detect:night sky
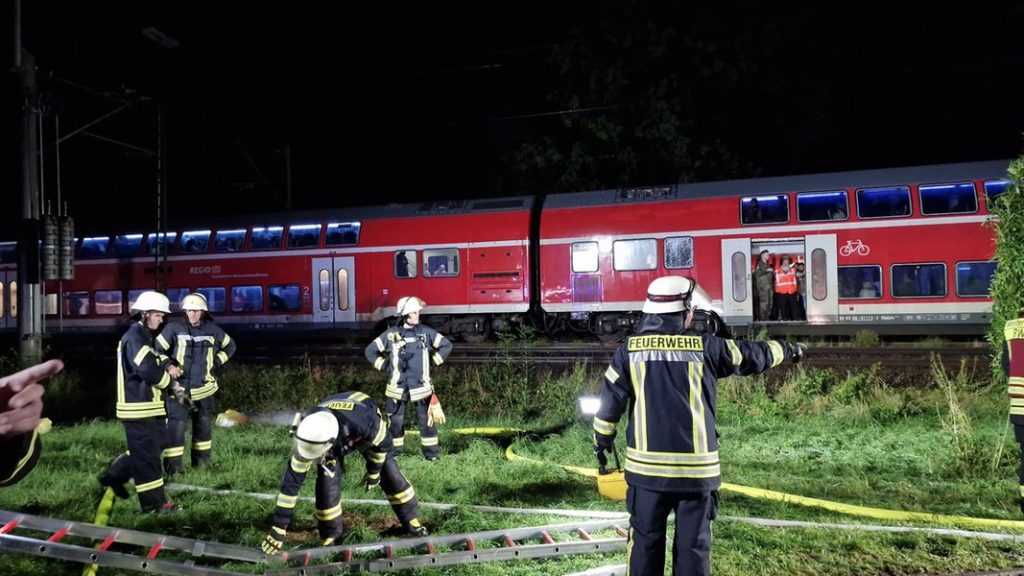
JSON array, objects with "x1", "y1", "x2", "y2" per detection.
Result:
[{"x1": 4, "y1": 2, "x2": 1024, "y2": 234}]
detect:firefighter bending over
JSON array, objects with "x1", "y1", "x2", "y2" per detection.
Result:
[
  {"x1": 261, "y1": 391, "x2": 429, "y2": 555},
  {"x1": 592, "y1": 276, "x2": 805, "y2": 576},
  {"x1": 156, "y1": 292, "x2": 236, "y2": 475},
  {"x1": 365, "y1": 296, "x2": 452, "y2": 460}
]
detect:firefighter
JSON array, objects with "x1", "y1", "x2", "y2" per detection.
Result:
[
  {"x1": 365, "y1": 296, "x2": 452, "y2": 460},
  {"x1": 98, "y1": 291, "x2": 189, "y2": 513},
  {"x1": 0, "y1": 360, "x2": 64, "y2": 487},
  {"x1": 156, "y1": 293, "x2": 236, "y2": 475},
  {"x1": 592, "y1": 276, "x2": 805, "y2": 576},
  {"x1": 261, "y1": 391, "x2": 428, "y2": 555},
  {"x1": 1003, "y1": 309, "x2": 1024, "y2": 516}
]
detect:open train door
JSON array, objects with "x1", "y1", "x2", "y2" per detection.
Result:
[
  {"x1": 0, "y1": 270, "x2": 15, "y2": 330},
  {"x1": 720, "y1": 238, "x2": 754, "y2": 325},
  {"x1": 311, "y1": 257, "x2": 355, "y2": 327},
  {"x1": 803, "y1": 234, "x2": 838, "y2": 323}
]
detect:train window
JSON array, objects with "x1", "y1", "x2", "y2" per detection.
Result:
[
  {"x1": 571, "y1": 242, "x2": 599, "y2": 273},
  {"x1": 423, "y1": 248, "x2": 459, "y2": 277},
  {"x1": 213, "y1": 229, "x2": 246, "y2": 253},
  {"x1": 956, "y1": 261, "x2": 996, "y2": 297},
  {"x1": 985, "y1": 179, "x2": 1011, "y2": 206},
  {"x1": 166, "y1": 288, "x2": 190, "y2": 312},
  {"x1": 325, "y1": 222, "x2": 361, "y2": 247},
  {"x1": 838, "y1": 265, "x2": 881, "y2": 299},
  {"x1": 195, "y1": 287, "x2": 227, "y2": 313},
  {"x1": 730, "y1": 252, "x2": 747, "y2": 301},
  {"x1": 856, "y1": 186, "x2": 911, "y2": 219},
  {"x1": 231, "y1": 286, "x2": 264, "y2": 312},
  {"x1": 919, "y1": 182, "x2": 977, "y2": 215},
  {"x1": 112, "y1": 234, "x2": 144, "y2": 258},
  {"x1": 250, "y1": 227, "x2": 284, "y2": 251},
  {"x1": 613, "y1": 239, "x2": 657, "y2": 271},
  {"x1": 664, "y1": 237, "x2": 694, "y2": 269},
  {"x1": 64, "y1": 291, "x2": 90, "y2": 316},
  {"x1": 337, "y1": 269, "x2": 349, "y2": 311},
  {"x1": 797, "y1": 190, "x2": 848, "y2": 222},
  {"x1": 179, "y1": 230, "x2": 211, "y2": 254},
  {"x1": 0, "y1": 242, "x2": 15, "y2": 264},
  {"x1": 269, "y1": 284, "x2": 301, "y2": 311},
  {"x1": 287, "y1": 224, "x2": 321, "y2": 249},
  {"x1": 44, "y1": 292, "x2": 57, "y2": 316},
  {"x1": 318, "y1": 270, "x2": 330, "y2": 311},
  {"x1": 395, "y1": 251, "x2": 417, "y2": 278},
  {"x1": 891, "y1": 263, "x2": 946, "y2": 298},
  {"x1": 810, "y1": 249, "x2": 828, "y2": 301},
  {"x1": 95, "y1": 290, "x2": 123, "y2": 315},
  {"x1": 9, "y1": 281, "x2": 15, "y2": 318},
  {"x1": 740, "y1": 195, "x2": 789, "y2": 225},
  {"x1": 145, "y1": 232, "x2": 178, "y2": 256},
  {"x1": 79, "y1": 237, "x2": 110, "y2": 259}
]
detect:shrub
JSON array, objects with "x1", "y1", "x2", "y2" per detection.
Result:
[{"x1": 851, "y1": 329, "x2": 881, "y2": 347}]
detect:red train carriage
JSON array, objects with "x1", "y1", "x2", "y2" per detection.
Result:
[
  {"x1": 538, "y1": 160, "x2": 1010, "y2": 339},
  {"x1": 1, "y1": 196, "x2": 533, "y2": 341}
]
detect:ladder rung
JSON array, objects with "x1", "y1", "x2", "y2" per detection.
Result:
[
  {"x1": 146, "y1": 537, "x2": 165, "y2": 559},
  {"x1": 98, "y1": 534, "x2": 117, "y2": 551},
  {"x1": 47, "y1": 525, "x2": 70, "y2": 542},
  {"x1": 426, "y1": 542, "x2": 436, "y2": 555},
  {"x1": 503, "y1": 534, "x2": 515, "y2": 547},
  {"x1": 614, "y1": 525, "x2": 627, "y2": 538},
  {"x1": 0, "y1": 520, "x2": 20, "y2": 534},
  {"x1": 465, "y1": 537, "x2": 476, "y2": 551},
  {"x1": 540, "y1": 531, "x2": 553, "y2": 544},
  {"x1": 385, "y1": 544, "x2": 394, "y2": 558},
  {"x1": 344, "y1": 548, "x2": 352, "y2": 562},
  {"x1": 577, "y1": 528, "x2": 592, "y2": 541}
]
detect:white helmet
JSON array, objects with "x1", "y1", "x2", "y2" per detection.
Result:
[
  {"x1": 642, "y1": 276, "x2": 695, "y2": 314},
  {"x1": 130, "y1": 291, "x2": 171, "y2": 314},
  {"x1": 396, "y1": 296, "x2": 426, "y2": 317},
  {"x1": 294, "y1": 411, "x2": 339, "y2": 460},
  {"x1": 181, "y1": 293, "x2": 208, "y2": 312}
]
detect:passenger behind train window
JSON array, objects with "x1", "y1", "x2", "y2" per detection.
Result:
[
  {"x1": 179, "y1": 230, "x2": 211, "y2": 254},
  {"x1": 214, "y1": 230, "x2": 246, "y2": 253},
  {"x1": 919, "y1": 182, "x2": 978, "y2": 216},
  {"x1": 286, "y1": 224, "x2": 321, "y2": 249},
  {"x1": 741, "y1": 195, "x2": 789, "y2": 225},
  {"x1": 395, "y1": 251, "x2": 418, "y2": 278},
  {"x1": 797, "y1": 190, "x2": 848, "y2": 222},
  {"x1": 268, "y1": 284, "x2": 301, "y2": 311},
  {"x1": 423, "y1": 248, "x2": 459, "y2": 277},
  {"x1": 838, "y1": 265, "x2": 882, "y2": 299},
  {"x1": 232, "y1": 286, "x2": 264, "y2": 313},
  {"x1": 196, "y1": 287, "x2": 227, "y2": 313},
  {"x1": 324, "y1": 222, "x2": 361, "y2": 247},
  {"x1": 250, "y1": 227, "x2": 284, "y2": 251},
  {"x1": 857, "y1": 186, "x2": 912, "y2": 219},
  {"x1": 79, "y1": 237, "x2": 110, "y2": 259},
  {"x1": 145, "y1": 232, "x2": 177, "y2": 256}
]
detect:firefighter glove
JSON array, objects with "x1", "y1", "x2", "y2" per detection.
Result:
[
  {"x1": 170, "y1": 381, "x2": 195, "y2": 411},
  {"x1": 791, "y1": 342, "x2": 808, "y2": 364},
  {"x1": 593, "y1": 431, "x2": 616, "y2": 453},
  {"x1": 363, "y1": 473, "x2": 380, "y2": 492},
  {"x1": 261, "y1": 526, "x2": 286, "y2": 555},
  {"x1": 427, "y1": 394, "x2": 446, "y2": 427}
]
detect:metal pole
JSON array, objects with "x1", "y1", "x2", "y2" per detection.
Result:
[
  {"x1": 285, "y1": 145, "x2": 292, "y2": 211},
  {"x1": 56, "y1": 114, "x2": 63, "y2": 330},
  {"x1": 155, "y1": 102, "x2": 163, "y2": 289}
]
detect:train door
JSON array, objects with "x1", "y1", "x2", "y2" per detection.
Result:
[
  {"x1": 0, "y1": 270, "x2": 14, "y2": 330},
  {"x1": 720, "y1": 238, "x2": 754, "y2": 324},
  {"x1": 311, "y1": 257, "x2": 355, "y2": 326},
  {"x1": 803, "y1": 234, "x2": 839, "y2": 323}
]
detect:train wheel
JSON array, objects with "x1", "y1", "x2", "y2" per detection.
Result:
[
  {"x1": 458, "y1": 315, "x2": 491, "y2": 343},
  {"x1": 595, "y1": 313, "x2": 629, "y2": 343}
]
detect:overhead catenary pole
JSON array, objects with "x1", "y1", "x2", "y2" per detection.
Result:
[{"x1": 14, "y1": 0, "x2": 44, "y2": 362}]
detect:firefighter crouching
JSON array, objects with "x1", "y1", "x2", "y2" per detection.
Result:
[
  {"x1": 156, "y1": 293, "x2": 236, "y2": 475},
  {"x1": 1003, "y1": 309, "x2": 1024, "y2": 516},
  {"x1": 99, "y1": 291, "x2": 190, "y2": 514},
  {"x1": 261, "y1": 391, "x2": 428, "y2": 555},
  {"x1": 365, "y1": 296, "x2": 452, "y2": 460},
  {"x1": 592, "y1": 276, "x2": 805, "y2": 576}
]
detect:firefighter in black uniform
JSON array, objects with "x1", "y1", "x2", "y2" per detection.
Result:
[
  {"x1": 261, "y1": 391, "x2": 428, "y2": 555},
  {"x1": 0, "y1": 360, "x2": 64, "y2": 487},
  {"x1": 156, "y1": 293, "x2": 236, "y2": 475},
  {"x1": 1003, "y1": 310, "x2": 1024, "y2": 515},
  {"x1": 99, "y1": 291, "x2": 189, "y2": 513},
  {"x1": 365, "y1": 296, "x2": 452, "y2": 460},
  {"x1": 592, "y1": 276, "x2": 805, "y2": 576}
]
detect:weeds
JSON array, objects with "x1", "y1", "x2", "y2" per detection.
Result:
[{"x1": 851, "y1": 329, "x2": 881, "y2": 347}]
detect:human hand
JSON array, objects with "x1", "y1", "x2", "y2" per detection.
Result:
[
  {"x1": 166, "y1": 365, "x2": 183, "y2": 379},
  {"x1": 791, "y1": 342, "x2": 808, "y2": 364},
  {"x1": 0, "y1": 359, "x2": 63, "y2": 438}
]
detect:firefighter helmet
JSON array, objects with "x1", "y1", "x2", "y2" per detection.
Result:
[
  {"x1": 396, "y1": 296, "x2": 426, "y2": 317},
  {"x1": 294, "y1": 411, "x2": 339, "y2": 460},
  {"x1": 642, "y1": 276, "x2": 695, "y2": 314},
  {"x1": 181, "y1": 293, "x2": 208, "y2": 312},
  {"x1": 130, "y1": 291, "x2": 171, "y2": 314}
]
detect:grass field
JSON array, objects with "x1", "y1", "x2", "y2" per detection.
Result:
[{"x1": 1, "y1": 357, "x2": 1023, "y2": 575}]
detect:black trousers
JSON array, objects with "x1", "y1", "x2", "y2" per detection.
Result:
[
  {"x1": 774, "y1": 292, "x2": 800, "y2": 320},
  {"x1": 626, "y1": 485, "x2": 718, "y2": 576},
  {"x1": 314, "y1": 455, "x2": 422, "y2": 540},
  {"x1": 163, "y1": 395, "x2": 214, "y2": 474},
  {"x1": 1015, "y1": 424, "x2": 1024, "y2": 498},
  {"x1": 386, "y1": 393, "x2": 439, "y2": 459},
  {"x1": 105, "y1": 418, "x2": 168, "y2": 512}
]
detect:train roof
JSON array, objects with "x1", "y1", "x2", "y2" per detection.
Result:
[{"x1": 543, "y1": 159, "x2": 1012, "y2": 209}]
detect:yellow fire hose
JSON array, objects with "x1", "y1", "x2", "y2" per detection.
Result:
[
  {"x1": 505, "y1": 444, "x2": 1024, "y2": 531},
  {"x1": 82, "y1": 487, "x2": 117, "y2": 576}
]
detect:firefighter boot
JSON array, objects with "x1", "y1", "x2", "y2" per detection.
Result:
[{"x1": 97, "y1": 471, "x2": 130, "y2": 500}]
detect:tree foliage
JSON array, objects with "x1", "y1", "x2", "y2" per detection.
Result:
[
  {"x1": 509, "y1": 1, "x2": 765, "y2": 193},
  {"x1": 987, "y1": 154, "x2": 1024, "y2": 379}
]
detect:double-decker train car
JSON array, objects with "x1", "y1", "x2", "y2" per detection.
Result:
[
  {"x1": 538, "y1": 159, "x2": 1010, "y2": 338},
  {"x1": 0, "y1": 160, "x2": 1011, "y2": 341}
]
